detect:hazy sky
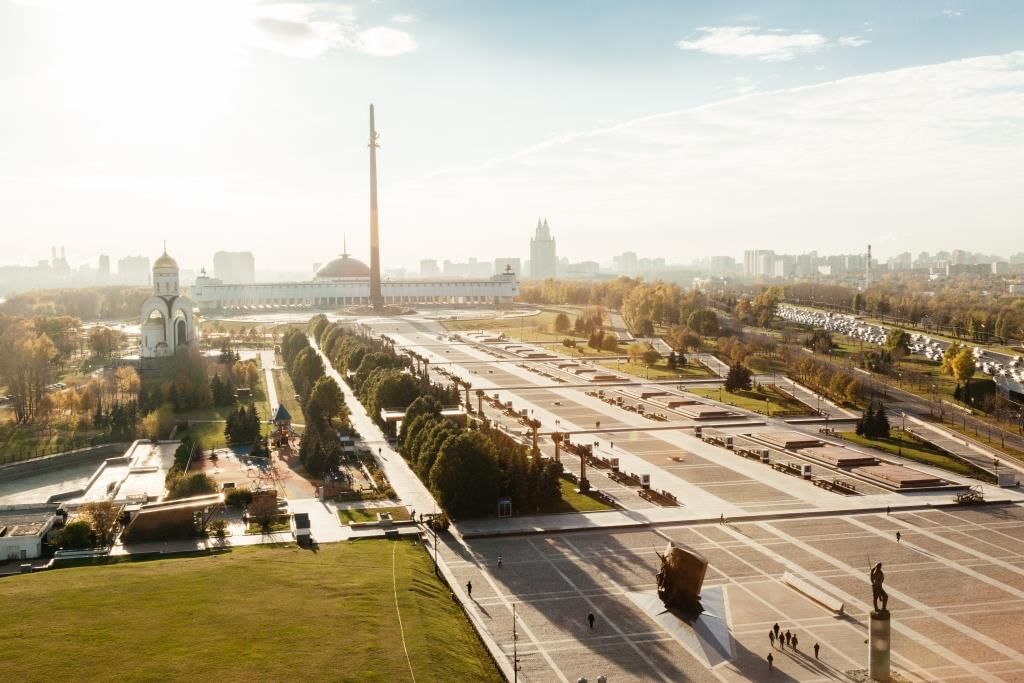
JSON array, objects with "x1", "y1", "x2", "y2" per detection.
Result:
[{"x1": 1, "y1": 0, "x2": 1023, "y2": 274}]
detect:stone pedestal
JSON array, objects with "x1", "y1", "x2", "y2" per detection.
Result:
[{"x1": 869, "y1": 610, "x2": 891, "y2": 682}]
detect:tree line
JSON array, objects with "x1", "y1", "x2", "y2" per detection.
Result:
[{"x1": 309, "y1": 315, "x2": 562, "y2": 519}]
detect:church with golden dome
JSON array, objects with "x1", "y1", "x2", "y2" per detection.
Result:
[{"x1": 140, "y1": 244, "x2": 196, "y2": 358}]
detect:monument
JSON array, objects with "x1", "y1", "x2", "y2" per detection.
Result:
[
  {"x1": 140, "y1": 244, "x2": 196, "y2": 362},
  {"x1": 655, "y1": 541, "x2": 709, "y2": 619},
  {"x1": 368, "y1": 103, "x2": 383, "y2": 312},
  {"x1": 869, "y1": 562, "x2": 891, "y2": 682}
]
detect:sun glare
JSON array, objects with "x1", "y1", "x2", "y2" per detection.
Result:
[{"x1": 46, "y1": 1, "x2": 253, "y2": 134}]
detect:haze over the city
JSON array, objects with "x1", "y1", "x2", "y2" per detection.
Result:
[{"x1": 2, "y1": 0, "x2": 1023, "y2": 271}]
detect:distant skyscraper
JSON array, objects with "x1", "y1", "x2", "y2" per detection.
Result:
[
  {"x1": 614, "y1": 251, "x2": 638, "y2": 274},
  {"x1": 743, "y1": 249, "x2": 775, "y2": 277},
  {"x1": 419, "y1": 259, "x2": 440, "y2": 277},
  {"x1": 98, "y1": 255, "x2": 111, "y2": 283},
  {"x1": 529, "y1": 218, "x2": 557, "y2": 278},
  {"x1": 213, "y1": 251, "x2": 255, "y2": 284},
  {"x1": 494, "y1": 257, "x2": 521, "y2": 276},
  {"x1": 118, "y1": 255, "x2": 151, "y2": 286}
]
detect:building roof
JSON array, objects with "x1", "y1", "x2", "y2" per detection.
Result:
[
  {"x1": 273, "y1": 404, "x2": 292, "y2": 423},
  {"x1": 315, "y1": 253, "x2": 371, "y2": 279},
  {"x1": 154, "y1": 248, "x2": 178, "y2": 269}
]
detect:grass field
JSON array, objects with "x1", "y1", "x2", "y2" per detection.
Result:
[
  {"x1": 271, "y1": 366, "x2": 305, "y2": 430},
  {"x1": 442, "y1": 310, "x2": 621, "y2": 357},
  {"x1": 0, "y1": 541, "x2": 500, "y2": 683},
  {"x1": 549, "y1": 478, "x2": 615, "y2": 513},
  {"x1": 688, "y1": 385, "x2": 814, "y2": 416},
  {"x1": 837, "y1": 430, "x2": 992, "y2": 480},
  {"x1": 339, "y1": 505, "x2": 412, "y2": 524},
  {"x1": 930, "y1": 419, "x2": 1024, "y2": 464},
  {"x1": 599, "y1": 359, "x2": 713, "y2": 380},
  {"x1": 0, "y1": 419, "x2": 108, "y2": 465}
]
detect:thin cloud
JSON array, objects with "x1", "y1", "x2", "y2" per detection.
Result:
[
  {"x1": 676, "y1": 26, "x2": 828, "y2": 62},
  {"x1": 392, "y1": 14, "x2": 418, "y2": 24},
  {"x1": 356, "y1": 26, "x2": 418, "y2": 57},
  {"x1": 246, "y1": 2, "x2": 416, "y2": 58},
  {"x1": 943, "y1": 9, "x2": 964, "y2": 18},
  {"x1": 839, "y1": 36, "x2": 870, "y2": 48}
]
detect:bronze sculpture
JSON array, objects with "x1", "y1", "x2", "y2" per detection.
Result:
[
  {"x1": 870, "y1": 562, "x2": 888, "y2": 613},
  {"x1": 656, "y1": 541, "x2": 708, "y2": 618}
]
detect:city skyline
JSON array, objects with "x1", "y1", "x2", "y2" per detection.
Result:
[{"x1": 1, "y1": 1, "x2": 1022, "y2": 269}]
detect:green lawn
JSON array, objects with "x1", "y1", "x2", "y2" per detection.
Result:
[
  {"x1": 0, "y1": 419, "x2": 109, "y2": 465},
  {"x1": 837, "y1": 430, "x2": 992, "y2": 480},
  {"x1": 339, "y1": 505, "x2": 412, "y2": 524},
  {"x1": 176, "y1": 356, "x2": 270, "y2": 422},
  {"x1": 547, "y1": 478, "x2": 615, "y2": 513},
  {"x1": 930, "y1": 419, "x2": 1024, "y2": 464},
  {"x1": 175, "y1": 420, "x2": 267, "y2": 451},
  {"x1": 271, "y1": 366, "x2": 305, "y2": 429},
  {"x1": 442, "y1": 310, "x2": 621, "y2": 356},
  {"x1": 599, "y1": 359, "x2": 713, "y2": 380},
  {"x1": 0, "y1": 541, "x2": 500, "y2": 683},
  {"x1": 688, "y1": 386, "x2": 814, "y2": 416}
]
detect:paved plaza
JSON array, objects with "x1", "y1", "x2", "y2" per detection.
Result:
[
  {"x1": 364, "y1": 313, "x2": 1024, "y2": 681},
  {"x1": 443, "y1": 506, "x2": 1024, "y2": 682}
]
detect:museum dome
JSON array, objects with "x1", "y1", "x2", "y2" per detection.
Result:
[{"x1": 315, "y1": 253, "x2": 371, "y2": 279}]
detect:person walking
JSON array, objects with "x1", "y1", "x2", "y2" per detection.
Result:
[
  {"x1": 773, "y1": 623, "x2": 780, "y2": 639},
  {"x1": 814, "y1": 642, "x2": 820, "y2": 659},
  {"x1": 466, "y1": 580, "x2": 473, "y2": 598},
  {"x1": 792, "y1": 634, "x2": 799, "y2": 650},
  {"x1": 587, "y1": 612, "x2": 596, "y2": 630},
  {"x1": 896, "y1": 531, "x2": 902, "y2": 543},
  {"x1": 784, "y1": 630, "x2": 792, "y2": 647},
  {"x1": 720, "y1": 513, "x2": 725, "y2": 524},
  {"x1": 886, "y1": 505, "x2": 891, "y2": 515},
  {"x1": 498, "y1": 554, "x2": 503, "y2": 568},
  {"x1": 769, "y1": 630, "x2": 776, "y2": 648},
  {"x1": 767, "y1": 652, "x2": 774, "y2": 671}
]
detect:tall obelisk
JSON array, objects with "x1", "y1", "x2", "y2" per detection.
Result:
[{"x1": 368, "y1": 104, "x2": 383, "y2": 311}]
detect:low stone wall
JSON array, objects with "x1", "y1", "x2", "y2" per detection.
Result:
[{"x1": 0, "y1": 443, "x2": 129, "y2": 482}]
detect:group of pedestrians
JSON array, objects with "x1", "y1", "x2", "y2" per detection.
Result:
[{"x1": 767, "y1": 622, "x2": 820, "y2": 670}]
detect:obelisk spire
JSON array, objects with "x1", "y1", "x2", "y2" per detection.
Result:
[{"x1": 368, "y1": 104, "x2": 383, "y2": 311}]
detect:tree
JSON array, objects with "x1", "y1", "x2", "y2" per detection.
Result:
[
  {"x1": 601, "y1": 332, "x2": 619, "y2": 351},
  {"x1": 167, "y1": 472, "x2": 218, "y2": 500},
  {"x1": 627, "y1": 342, "x2": 646, "y2": 364},
  {"x1": 553, "y1": 312, "x2": 571, "y2": 334},
  {"x1": 88, "y1": 327, "x2": 123, "y2": 360},
  {"x1": 635, "y1": 318, "x2": 655, "y2": 337},
  {"x1": 429, "y1": 432, "x2": 500, "y2": 519},
  {"x1": 306, "y1": 376, "x2": 346, "y2": 427},
  {"x1": 79, "y1": 501, "x2": 120, "y2": 547},
  {"x1": 141, "y1": 403, "x2": 175, "y2": 440},
  {"x1": 686, "y1": 309, "x2": 720, "y2": 338},
  {"x1": 642, "y1": 348, "x2": 661, "y2": 366},
  {"x1": 950, "y1": 348, "x2": 976, "y2": 400},
  {"x1": 724, "y1": 363, "x2": 752, "y2": 393},
  {"x1": 58, "y1": 520, "x2": 93, "y2": 549},
  {"x1": 666, "y1": 351, "x2": 678, "y2": 369}
]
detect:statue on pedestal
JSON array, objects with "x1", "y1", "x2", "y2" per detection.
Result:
[{"x1": 870, "y1": 562, "x2": 888, "y2": 614}]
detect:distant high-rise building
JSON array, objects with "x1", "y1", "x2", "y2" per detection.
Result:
[
  {"x1": 98, "y1": 255, "x2": 111, "y2": 282},
  {"x1": 743, "y1": 250, "x2": 775, "y2": 277},
  {"x1": 529, "y1": 218, "x2": 557, "y2": 278},
  {"x1": 494, "y1": 257, "x2": 521, "y2": 276},
  {"x1": 419, "y1": 259, "x2": 440, "y2": 277},
  {"x1": 118, "y1": 256, "x2": 151, "y2": 286},
  {"x1": 613, "y1": 251, "x2": 638, "y2": 274},
  {"x1": 710, "y1": 255, "x2": 737, "y2": 276},
  {"x1": 213, "y1": 251, "x2": 255, "y2": 284}
]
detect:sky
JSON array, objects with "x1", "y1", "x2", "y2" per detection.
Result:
[{"x1": 1, "y1": 0, "x2": 1023, "y2": 274}]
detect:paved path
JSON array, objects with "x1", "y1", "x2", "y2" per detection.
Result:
[
  {"x1": 308, "y1": 336, "x2": 440, "y2": 517},
  {"x1": 906, "y1": 414, "x2": 1021, "y2": 480},
  {"x1": 259, "y1": 349, "x2": 280, "y2": 412}
]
